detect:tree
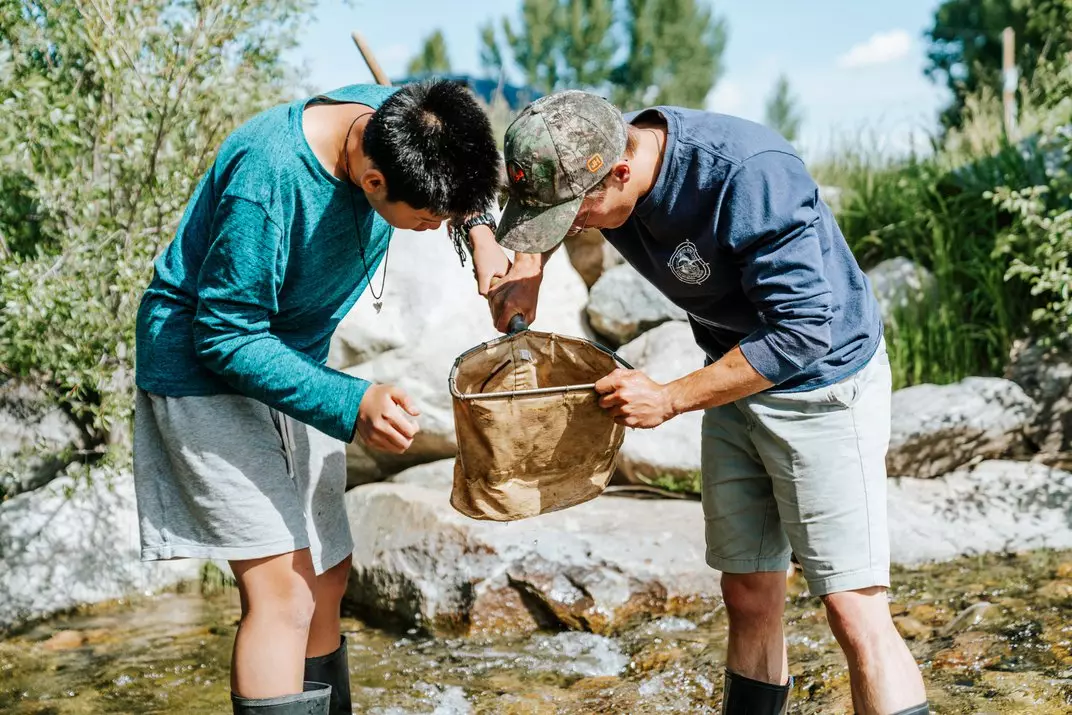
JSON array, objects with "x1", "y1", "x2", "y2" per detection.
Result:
[
  {"x1": 764, "y1": 74, "x2": 803, "y2": 142},
  {"x1": 925, "y1": 0, "x2": 1072, "y2": 130},
  {"x1": 406, "y1": 30, "x2": 451, "y2": 76},
  {"x1": 0, "y1": 0, "x2": 312, "y2": 457},
  {"x1": 612, "y1": 0, "x2": 728, "y2": 109},
  {"x1": 480, "y1": 0, "x2": 727, "y2": 109}
]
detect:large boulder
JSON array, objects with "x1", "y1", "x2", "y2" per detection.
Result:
[
  {"x1": 328, "y1": 226, "x2": 590, "y2": 486},
  {"x1": 0, "y1": 468, "x2": 202, "y2": 632},
  {"x1": 586, "y1": 264, "x2": 687, "y2": 347},
  {"x1": 888, "y1": 460, "x2": 1072, "y2": 565},
  {"x1": 888, "y1": 377, "x2": 1037, "y2": 478},
  {"x1": 343, "y1": 470, "x2": 720, "y2": 636},
  {"x1": 0, "y1": 382, "x2": 85, "y2": 499},
  {"x1": 866, "y1": 258, "x2": 938, "y2": 327},
  {"x1": 604, "y1": 322, "x2": 705, "y2": 492},
  {"x1": 1006, "y1": 339, "x2": 1072, "y2": 455}
]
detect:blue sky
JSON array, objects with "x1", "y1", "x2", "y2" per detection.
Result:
[{"x1": 289, "y1": 1, "x2": 949, "y2": 158}]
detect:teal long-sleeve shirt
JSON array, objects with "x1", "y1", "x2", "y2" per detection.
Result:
[{"x1": 135, "y1": 84, "x2": 396, "y2": 442}]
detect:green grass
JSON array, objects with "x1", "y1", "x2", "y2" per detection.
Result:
[{"x1": 816, "y1": 137, "x2": 1047, "y2": 389}]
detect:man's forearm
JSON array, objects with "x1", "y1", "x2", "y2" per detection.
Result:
[{"x1": 665, "y1": 345, "x2": 775, "y2": 415}]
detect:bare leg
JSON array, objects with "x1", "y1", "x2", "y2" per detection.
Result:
[{"x1": 229, "y1": 549, "x2": 317, "y2": 698}]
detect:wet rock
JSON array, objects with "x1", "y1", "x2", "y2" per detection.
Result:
[
  {"x1": 328, "y1": 226, "x2": 590, "y2": 486},
  {"x1": 1037, "y1": 581, "x2": 1072, "y2": 601},
  {"x1": 1056, "y1": 563, "x2": 1072, "y2": 580},
  {"x1": 586, "y1": 264, "x2": 687, "y2": 346},
  {"x1": 0, "y1": 468, "x2": 201, "y2": 631},
  {"x1": 343, "y1": 474, "x2": 720, "y2": 636},
  {"x1": 615, "y1": 322, "x2": 706, "y2": 491},
  {"x1": 933, "y1": 632, "x2": 1009, "y2": 671},
  {"x1": 888, "y1": 461, "x2": 1072, "y2": 565},
  {"x1": 865, "y1": 257, "x2": 937, "y2": 327},
  {"x1": 888, "y1": 378, "x2": 1037, "y2": 478},
  {"x1": 893, "y1": 616, "x2": 933, "y2": 641},
  {"x1": 41, "y1": 630, "x2": 86, "y2": 651},
  {"x1": 941, "y1": 602, "x2": 998, "y2": 636},
  {"x1": 1006, "y1": 339, "x2": 1072, "y2": 455}
]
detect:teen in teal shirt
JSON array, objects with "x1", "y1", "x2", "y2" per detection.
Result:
[{"x1": 133, "y1": 80, "x2": 505, "y2": 715}]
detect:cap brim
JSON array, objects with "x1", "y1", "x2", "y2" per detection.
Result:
[{"x1": 495, "y1": 195, "x2": 584, "y2": 253}]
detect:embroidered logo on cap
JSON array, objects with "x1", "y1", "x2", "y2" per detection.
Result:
[{"x1": 586, "y1": 154, "x2": 604, "y2": 173}]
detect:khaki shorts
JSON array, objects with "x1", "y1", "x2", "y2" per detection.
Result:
[{"x1": 701, "y1": 342, "x2": 892, "y2": 596}]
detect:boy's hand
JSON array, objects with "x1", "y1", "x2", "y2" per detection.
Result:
[
  {"x1": 469, "y1": 224, "x2": 511, "y2": 296},
  {"x1": 356, "y1": 384, "x2": 420, "y2": 454},
  {"x1": 488, "y1": 252, "x2": 543, "y2": 333}
]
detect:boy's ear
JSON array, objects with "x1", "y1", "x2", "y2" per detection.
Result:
[
  {"x1": 610, "y1": 161, "x2": 631, "y2": 185},
  {"x1": 359, "y1": 168, "x2": 387, "y2": 197}
]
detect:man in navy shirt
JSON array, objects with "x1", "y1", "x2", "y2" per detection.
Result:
[{"x1": 472, "y1": 90, "x2": 928, "y2": 715}]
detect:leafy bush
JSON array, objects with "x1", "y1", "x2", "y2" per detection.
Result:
[{"x1": 0, "y1": 0, "x2": 312, "y2": 456}]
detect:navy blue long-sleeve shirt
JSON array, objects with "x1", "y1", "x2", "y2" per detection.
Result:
[{"x1": 601, "y1": 107, "x2": 882, "y2": 391}]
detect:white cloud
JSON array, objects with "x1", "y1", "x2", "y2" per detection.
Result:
[
  {"x1": 706, "y1": 79, "x2": 745, "y2": 115},
  {"x1": 838, "y1": 30, "x2": 912, "y2": 69}
]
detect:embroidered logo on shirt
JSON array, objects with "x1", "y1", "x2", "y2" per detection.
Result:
[{"x1": 668, "y1": 240, "x2": 711, "y2": 285}]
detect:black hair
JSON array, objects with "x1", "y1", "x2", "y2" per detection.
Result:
[{"x1": 363, "y1": 79, "x2": 501, "y2": 217}]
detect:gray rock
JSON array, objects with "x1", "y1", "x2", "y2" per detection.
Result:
[
  {"x1": 343, "y1": 475, "x2": 720, "y2": 636},
  {"x1": 328, "y1": 225, "x2": 590, "y2": 486},
  {"x1": 586, "y1": 264, "x2": 687, "y2": 346},
  {"x1": 866, "y1": 258, "x2": 938, "y2": 326},
  {"x1": 0, "y1": 382, "x2": 85, "y2": 498},
  {"x1": 1006, "y1": 339, "x2": 1072, "y2": 455},
  {"x1": 615, "y1": 322, "x2": 705, "y2": 491},
  {"x1": 389, "y1": 460, "x2": 455, "y2": 489},
  {"x1": 888, "y1": 460, "x2": 1072, "y2": 565},
  {"x1": 888, "y1": 377, "x2": 1036, "y2": 478},
  {"x1": 0, "y1": 468, "x2": 202, "y2": 632}
]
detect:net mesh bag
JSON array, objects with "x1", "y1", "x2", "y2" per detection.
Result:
[{"x1": 448, "y1": 329, "x2": 631, "y2": 521}]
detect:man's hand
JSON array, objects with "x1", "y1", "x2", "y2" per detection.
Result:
[
  {"x1": 467, "y1": 224, "x2": 511, "y2": 296},
  {"x1": 355, "y1": 384, "x2": 421, "y2": 454},
  {"x1": 488, "y1": 252, "x2": 544, "y2": 333},
  {"x1": 594, "y1": 368, "x2": 678, "y2": 428}
]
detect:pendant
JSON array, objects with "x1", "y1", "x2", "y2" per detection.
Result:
[{"x1": 374, "y1": 301, "x2": 383, "y2": 314}]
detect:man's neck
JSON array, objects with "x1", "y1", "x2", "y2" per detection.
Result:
[{"x1": 631, "y1": 122, "x2": 667, "y2": 201}]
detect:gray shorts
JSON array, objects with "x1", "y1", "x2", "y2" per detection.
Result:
[
  {"x1": 132, "y1": 389, "x2": 352, "y2": 574},
  {"x1": 701, "y1": 341, "x2": 892, "y2": 596}
]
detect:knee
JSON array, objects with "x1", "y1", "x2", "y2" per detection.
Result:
[
  {"x1": 236, "y1": 568, "x2": 318, "y2": 633},
  {"x1": 721, "y1": 572, "x2": 786, "y2": 625},
  {"x1": 821, "y1": 587, "x2": 893, "y2": 650}
]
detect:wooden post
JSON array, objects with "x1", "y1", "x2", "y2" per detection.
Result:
[
  {"x1": 351, "y1": 31, "x2": 392, "y2": 87},
  {"x1": 1002, "y1": 26, "x2": 1018, "y2": 139}
]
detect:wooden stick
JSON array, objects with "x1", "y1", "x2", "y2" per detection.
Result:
[
  {"x1": 1002, "y1": 27, "x2": 1018, "y2": 139},
  {"x1": 351, "y1": 31, "x2": 392, "y2": 86}
]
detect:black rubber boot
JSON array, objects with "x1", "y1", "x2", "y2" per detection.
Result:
[
  {"x1": 303, "y1": 636, "x2": 352, "y2": 715},
  {"x1": 231, "y1": 681, "x2": 331, "y2": 714},
  {"x1": 722, "y1": 670, "x2": 791, "y2": 715},
  {"x1": 890, "y1": 704, "x2": 930, "y2": 715}
]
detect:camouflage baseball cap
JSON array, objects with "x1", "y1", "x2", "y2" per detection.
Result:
[{"x1": 496, "y1": 90, "x2": 627, "y2": 253}]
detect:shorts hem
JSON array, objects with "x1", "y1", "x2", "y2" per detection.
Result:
[
  {"x1": 141, "y1": 536, "x2": 310, "y2": 563},
  {"x1": 706, "y1": 551, "x2": 792, "y2": 574},
  {"x1": 313, "y1": 538, "x2": 356, "y2": 576},
  {"x1": 806, "y1": 568, "x2": 890, "y2": 597}
]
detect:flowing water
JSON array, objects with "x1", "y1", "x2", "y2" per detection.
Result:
[{"x1": 2, "y1": 550, "x2": 1071, "y2": 714}]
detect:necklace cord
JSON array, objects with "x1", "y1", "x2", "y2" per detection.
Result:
[{"x1": 343, "y1": 112, "x2": 389, "y2": 303}]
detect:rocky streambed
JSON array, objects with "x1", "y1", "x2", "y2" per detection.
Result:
[{"x1": 2, "y1": 549, "x2": 1070, "y2": 714}]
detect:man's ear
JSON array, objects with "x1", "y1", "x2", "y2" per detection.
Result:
[
  {"x1": 359, "y1": 168, "x2": 387, "y2": 198},
  {"x1": 610, "y1": 161, "x2": 631, "y2": 186}
]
